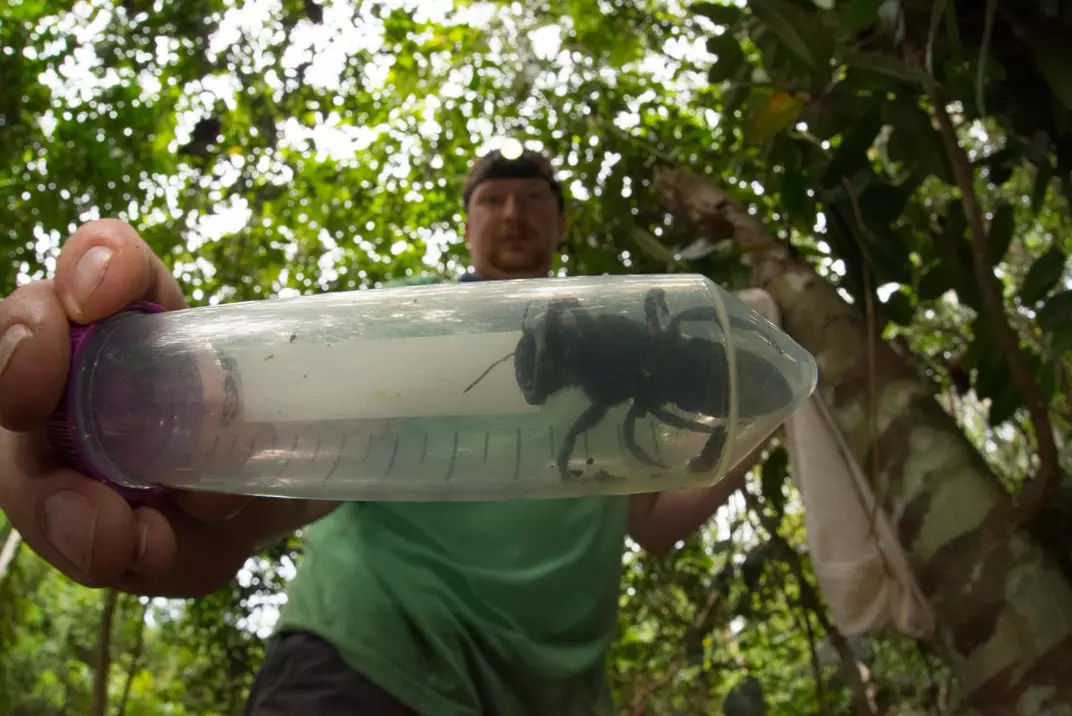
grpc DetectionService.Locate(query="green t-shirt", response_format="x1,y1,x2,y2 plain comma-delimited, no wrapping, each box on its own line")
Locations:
274,274,631,715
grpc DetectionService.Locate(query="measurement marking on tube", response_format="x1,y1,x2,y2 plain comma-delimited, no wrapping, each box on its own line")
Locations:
198,436,220,472
230,435,255,477
324,435,347,484
548,426,554,458
445,431,458,481
279,434,300,475
483,432,489,461
382,435,400,479
617,426,623,453
360,434,372,464
583,430,590,457
221,435,239,475
420,434,428,463
514,428,521,480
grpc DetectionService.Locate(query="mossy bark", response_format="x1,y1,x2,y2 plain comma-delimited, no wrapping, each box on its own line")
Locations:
655,167,1072,715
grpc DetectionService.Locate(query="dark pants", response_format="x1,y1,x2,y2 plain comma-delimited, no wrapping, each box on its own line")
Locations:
243,630,418,715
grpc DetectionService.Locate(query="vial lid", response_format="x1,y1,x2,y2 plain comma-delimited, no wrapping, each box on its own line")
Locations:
45,301,169,504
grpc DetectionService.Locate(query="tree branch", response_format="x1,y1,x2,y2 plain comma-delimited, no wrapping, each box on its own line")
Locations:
90,589,119,716
927,84,1061,522
116,600,147,716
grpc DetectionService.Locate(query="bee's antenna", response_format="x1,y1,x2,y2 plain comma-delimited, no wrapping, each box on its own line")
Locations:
463,351,515,394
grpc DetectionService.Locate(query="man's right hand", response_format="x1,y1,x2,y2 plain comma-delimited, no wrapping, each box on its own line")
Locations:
0,219,337,598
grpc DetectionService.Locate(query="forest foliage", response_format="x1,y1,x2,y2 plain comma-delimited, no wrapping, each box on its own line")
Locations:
2,0,1071,714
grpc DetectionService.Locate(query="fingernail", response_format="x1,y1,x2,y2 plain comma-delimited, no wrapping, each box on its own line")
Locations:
67,246,114,316
0,324,32,380
42,491,98,574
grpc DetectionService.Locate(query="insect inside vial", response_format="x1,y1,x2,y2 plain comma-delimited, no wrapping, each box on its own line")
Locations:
463,288,794,480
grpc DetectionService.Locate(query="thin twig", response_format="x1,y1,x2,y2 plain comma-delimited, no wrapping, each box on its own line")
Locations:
797,603,828,714
840,177,882,496
926,83,1061,522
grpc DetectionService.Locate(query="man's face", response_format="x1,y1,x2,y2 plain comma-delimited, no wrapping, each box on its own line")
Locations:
464,177,566,279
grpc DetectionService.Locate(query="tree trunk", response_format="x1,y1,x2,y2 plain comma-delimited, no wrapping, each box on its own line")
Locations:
90,590,119,716
654,167,1072,714
0,526,20,583
116,602,146,716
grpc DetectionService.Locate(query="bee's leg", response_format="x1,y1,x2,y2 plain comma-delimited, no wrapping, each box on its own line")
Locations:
643,288,670,333
557,403,609,479
686,425,727,473
649,406,716,434
667,306,720,335
669,307,756,338
623,403,663,467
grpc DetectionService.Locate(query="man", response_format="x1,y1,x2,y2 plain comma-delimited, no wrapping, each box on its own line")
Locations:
0,147,758,714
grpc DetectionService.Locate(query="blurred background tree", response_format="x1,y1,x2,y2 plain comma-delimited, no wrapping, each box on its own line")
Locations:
1,0,1071,713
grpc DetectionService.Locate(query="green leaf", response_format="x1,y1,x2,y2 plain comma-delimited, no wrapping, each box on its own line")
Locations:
821,103,883,185
1020,248,1067,306
884,100,954,184
943,197,967,242
973,337,1006,401
884,289,914,325
843,51,934,86
917,266,952,301
1031,161,1053,215
691,1,743,25
749,0,815,68
706,35,746,83
1038,289,1072,344
845,0,883,30
725,676,767,716
1031,30,1072,113
779,167,811,226
978,145,1018,185
760,446,788,517
988,381,1019,426
742,90,807,145
631,228,677,266
1032,351,1058,404
857,181,911,227
987,202,1015,265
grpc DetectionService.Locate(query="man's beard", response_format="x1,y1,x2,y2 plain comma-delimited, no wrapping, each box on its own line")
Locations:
491,239,549,274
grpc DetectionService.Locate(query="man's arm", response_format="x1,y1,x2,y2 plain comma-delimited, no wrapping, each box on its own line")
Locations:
626,442,767,555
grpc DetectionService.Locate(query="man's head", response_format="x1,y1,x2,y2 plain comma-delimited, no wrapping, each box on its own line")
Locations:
462,147,567,279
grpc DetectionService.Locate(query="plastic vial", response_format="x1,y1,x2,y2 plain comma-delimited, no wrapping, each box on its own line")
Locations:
47,274,818,502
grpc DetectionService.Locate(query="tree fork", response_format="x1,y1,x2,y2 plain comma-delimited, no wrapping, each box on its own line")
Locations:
654,167,1072,714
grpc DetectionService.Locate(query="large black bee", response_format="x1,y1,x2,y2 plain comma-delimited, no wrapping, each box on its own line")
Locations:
463,287,794,480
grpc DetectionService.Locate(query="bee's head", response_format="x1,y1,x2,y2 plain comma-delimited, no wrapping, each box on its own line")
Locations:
514,302,556,405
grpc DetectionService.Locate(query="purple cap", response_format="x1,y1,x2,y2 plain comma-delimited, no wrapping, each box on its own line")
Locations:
45,301,170,504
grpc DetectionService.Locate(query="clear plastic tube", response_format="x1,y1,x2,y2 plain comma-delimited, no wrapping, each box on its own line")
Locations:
49,274,817,501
